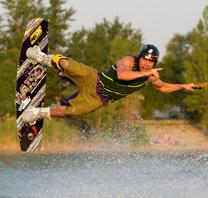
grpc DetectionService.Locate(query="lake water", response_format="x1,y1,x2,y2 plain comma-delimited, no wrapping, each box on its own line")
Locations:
0,152,208,198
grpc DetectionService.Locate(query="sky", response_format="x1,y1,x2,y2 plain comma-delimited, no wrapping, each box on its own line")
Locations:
64,0,208,57
0,0,208,58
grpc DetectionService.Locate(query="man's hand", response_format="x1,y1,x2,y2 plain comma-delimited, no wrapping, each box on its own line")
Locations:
146,68,163,82
182,83,195,91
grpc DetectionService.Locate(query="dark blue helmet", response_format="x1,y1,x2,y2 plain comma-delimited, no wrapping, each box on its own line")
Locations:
137,44,159,63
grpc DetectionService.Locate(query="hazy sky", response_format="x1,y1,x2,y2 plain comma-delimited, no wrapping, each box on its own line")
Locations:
66,0,208,57
0,0,207,57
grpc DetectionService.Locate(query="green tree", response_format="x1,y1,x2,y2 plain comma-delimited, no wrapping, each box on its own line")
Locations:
183,6,208,129
0,0,45,115
44,0,76,104
69,17,142,67
67,28,88,62
0,0,45,49
46,0,75,52
0,0,75,114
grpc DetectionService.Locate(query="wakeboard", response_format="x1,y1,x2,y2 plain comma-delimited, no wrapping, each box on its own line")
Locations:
16,18,48,152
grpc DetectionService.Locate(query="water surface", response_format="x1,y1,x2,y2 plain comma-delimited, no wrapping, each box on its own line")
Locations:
1,152,208,198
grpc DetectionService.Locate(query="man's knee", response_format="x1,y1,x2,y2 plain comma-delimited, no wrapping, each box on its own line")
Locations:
59,59,69,70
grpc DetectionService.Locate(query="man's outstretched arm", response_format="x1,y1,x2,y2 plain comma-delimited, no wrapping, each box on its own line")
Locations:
151,78,195,93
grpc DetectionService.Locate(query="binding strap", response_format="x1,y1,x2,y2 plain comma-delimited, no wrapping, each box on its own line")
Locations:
52,54,68,70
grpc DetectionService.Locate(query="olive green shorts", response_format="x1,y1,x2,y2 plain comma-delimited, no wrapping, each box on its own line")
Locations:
63,58,103,116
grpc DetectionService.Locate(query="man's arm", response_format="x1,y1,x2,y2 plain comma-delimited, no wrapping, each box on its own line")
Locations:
116,56,162,80
150,77,194,93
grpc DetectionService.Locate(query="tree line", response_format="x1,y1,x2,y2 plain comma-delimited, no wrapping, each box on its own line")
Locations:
0,0,207,130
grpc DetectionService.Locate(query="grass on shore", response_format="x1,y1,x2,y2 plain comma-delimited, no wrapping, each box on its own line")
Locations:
0,117,80,152
0,116,149,152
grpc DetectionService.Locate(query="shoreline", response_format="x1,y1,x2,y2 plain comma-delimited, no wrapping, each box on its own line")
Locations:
1,119,208,155
1,139,208,156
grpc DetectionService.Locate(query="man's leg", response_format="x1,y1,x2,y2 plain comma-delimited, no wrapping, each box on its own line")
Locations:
22,46,101,123
50,105,67,117
22,46,69,123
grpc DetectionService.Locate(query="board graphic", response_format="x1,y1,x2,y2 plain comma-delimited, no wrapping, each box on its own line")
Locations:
16,18,48,152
